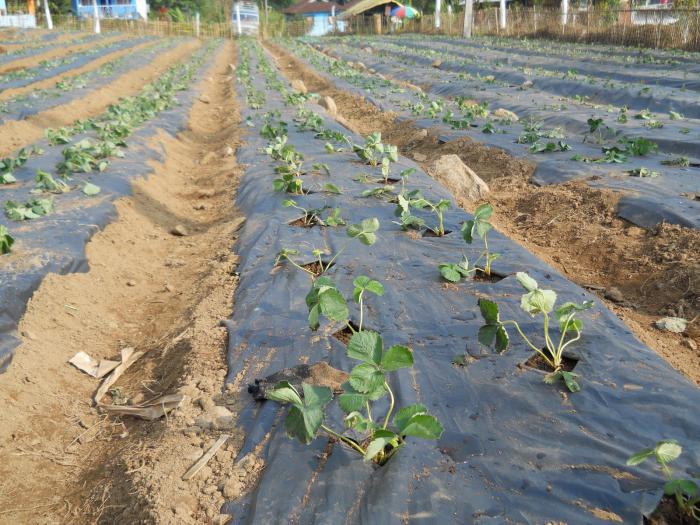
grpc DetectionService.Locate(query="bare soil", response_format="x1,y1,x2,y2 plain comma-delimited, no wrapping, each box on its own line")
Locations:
0,38,159,103
0,39,201,157
265,42,700,386
0,32,129,75
0,40,251,524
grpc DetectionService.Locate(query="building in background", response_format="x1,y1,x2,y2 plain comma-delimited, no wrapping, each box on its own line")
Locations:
283,0,347,35
232,0,259,35
0,0,37,27
72,0,149,19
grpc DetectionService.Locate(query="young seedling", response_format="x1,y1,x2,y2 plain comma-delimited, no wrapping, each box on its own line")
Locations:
462,203,499,276
352,132,397,168
0,225,14,254
282,199,345,227
410,197,451,237
477,272,593,392
275,218,379,277
438,255,475,282
627,440,699,521
352,276,383,332
393,191,426,231
268,277,443,465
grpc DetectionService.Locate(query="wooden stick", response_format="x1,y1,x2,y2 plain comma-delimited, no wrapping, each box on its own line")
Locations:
182,434,230,480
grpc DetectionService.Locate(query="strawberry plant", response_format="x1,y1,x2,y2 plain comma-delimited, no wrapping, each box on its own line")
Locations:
276,218,379,277
282,199,345,227
621,136,658,156
1,146,41,184
627,440,699,522
362,185,395,199
0,225,14,254
529,140,571,153
267,277,443,464
462,203,499,276
477,272,593,392
33,170,69,194
439,256,474,282
353,132,397,167
410,196,450,236
4,198,53,220
46,127,72,146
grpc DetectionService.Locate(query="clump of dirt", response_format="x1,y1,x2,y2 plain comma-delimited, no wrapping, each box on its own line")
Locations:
264,42,700,385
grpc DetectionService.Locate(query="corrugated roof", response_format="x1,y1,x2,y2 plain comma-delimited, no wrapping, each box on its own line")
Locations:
337,0,399,18
283,0,345,15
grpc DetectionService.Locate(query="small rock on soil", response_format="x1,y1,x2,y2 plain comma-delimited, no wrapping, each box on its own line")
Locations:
655,317,687,333
427,154,489,201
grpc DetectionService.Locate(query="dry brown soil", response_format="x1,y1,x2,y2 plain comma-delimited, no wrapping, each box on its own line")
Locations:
0,38,201,157
265,42,700,386
0,32,129,75
0,40,253,524
0,38,160,104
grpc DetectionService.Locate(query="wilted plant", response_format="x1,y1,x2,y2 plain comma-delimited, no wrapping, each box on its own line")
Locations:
362,185,395,199
33,170,69,194
4,198,53,220
627,440,699,521
0,225,14,254
282,199,345,227
477,272,593,392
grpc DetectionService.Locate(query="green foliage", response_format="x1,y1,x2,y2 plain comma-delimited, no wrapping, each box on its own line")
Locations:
477,273,593,392
4,198,53,221
268,276,442,465
0,225,14,255
352,132,397,167
276,218,379,277
627,440,699,521
461,203,499,276
34,170,69,194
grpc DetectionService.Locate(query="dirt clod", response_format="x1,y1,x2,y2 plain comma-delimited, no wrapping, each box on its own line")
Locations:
428,154,489,201
604,287,625,303
171,224,189,236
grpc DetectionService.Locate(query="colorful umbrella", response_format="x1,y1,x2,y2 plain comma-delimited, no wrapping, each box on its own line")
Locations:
390,4,419,18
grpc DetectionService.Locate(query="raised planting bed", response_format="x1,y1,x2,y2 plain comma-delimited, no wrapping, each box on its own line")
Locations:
0,39,221,372
292,36,700,230
220,40,700,524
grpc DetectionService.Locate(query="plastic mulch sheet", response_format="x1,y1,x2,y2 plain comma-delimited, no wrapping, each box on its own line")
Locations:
221,44,700,525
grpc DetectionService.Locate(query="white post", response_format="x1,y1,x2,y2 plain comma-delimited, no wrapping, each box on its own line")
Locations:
447,3,452,33
462,0,473,37
44,0,53,29
435,0,441,28
235,2,241,35
561,0,569,25
331,4,336,33
92,0,100,33
499,0,506,29
195,11,200,37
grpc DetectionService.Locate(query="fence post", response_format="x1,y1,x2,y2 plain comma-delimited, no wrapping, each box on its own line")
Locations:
463,0,473,37
43,0,53,29
195,12,200,37
561,0,568,26
499,0,506,29
435,0,441,29
235,3,242,35
91,0,100,33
